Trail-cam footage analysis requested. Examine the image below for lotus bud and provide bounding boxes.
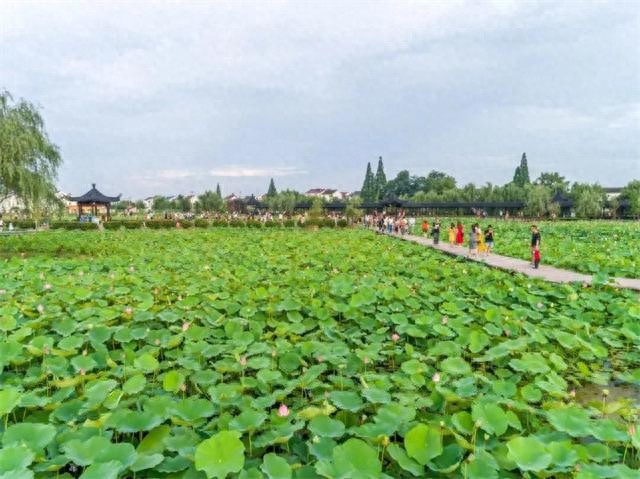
[0,289,5,295]
[602,389,609,397]
[569,389,576,398]
[129,266,135,272]
[317,355,324,363]
[178,295,183,301]
[440,421,445,427]
[475,420,482,428]
[536,302,543,309]
[239,356,247,366]
[79,368,86,376]
[82,349,88,356]
[312,435,320,444]
[391,333,400,342]
[37,304,44,314]
[432,372,441,383]
[124,306,133,315]
[182,322,190,332]
[44,283,52,290]
[110,274,115,280]
[277,404,290,417]
[381,436,389,446]
[155,339,161,346]
[39,272,45,279]
[441,316,448,325]
[363,357,370,365]
[629,425,636,436]
[43,346,50,356]
[484,433,489,440]
[79,270,84,276]
[180,383,187,392]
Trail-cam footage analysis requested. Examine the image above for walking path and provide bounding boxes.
[386,233,640,292]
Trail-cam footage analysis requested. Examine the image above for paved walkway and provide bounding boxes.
[386,233,640,292]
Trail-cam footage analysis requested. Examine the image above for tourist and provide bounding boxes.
[485,225,494,255]
[421,218,429,237]
[448,223,456,245]
[432,217,441,245]
[477,225,486,255]
[531,225,541,268]
[468,224,478,257]
[456,222,464,246]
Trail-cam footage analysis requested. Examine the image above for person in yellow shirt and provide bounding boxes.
[448,223,456,245]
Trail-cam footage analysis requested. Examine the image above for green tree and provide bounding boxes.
[374,157,387,200]
[173,195,192,213]
[216,183,222,198]
[198,190,225,213]
[308,197,323,219]
[513,152,530,187]
[360,162,375,202]
[267,190,304,213]
[534,171,568,192]
[620,180,640,218]
[525,185,552,218]
[385,170,426,198]
[345,196,363,221]
[0,90,62,209]
[153,196,171,211]
[266,178,277,197]
[424,170,456,194]
[571,183,604,219]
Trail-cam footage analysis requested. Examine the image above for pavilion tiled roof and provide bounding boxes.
[68,184,121,203]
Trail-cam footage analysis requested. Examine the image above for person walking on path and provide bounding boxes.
[484,225,494,255]
[477,225,486,255]
[531,224,541,269]
[421,219,430,237]
[455,221,464,246]
[432,218,441,245]
[468,223,478,257]
[448,223,456,245]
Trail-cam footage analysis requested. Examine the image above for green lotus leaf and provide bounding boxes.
[440,357,471,376]
[229,409,268,431]
[261,453,292,479]
[79,460,121,479]
[546,440,578,468]
[404,423,442,465]
[195,430,245,479]
[0,445,34,473]
[472,402,508,436]
[0,387,22,416]
[134,353,159,373]
[308,415,345,438]
[468,330,490,353]
[123,374,147,395]
[130,453,164,472]
[546,405,592,437]
[162,370,186,393]
[171,397,215,422]
[387,443,424,477]
[315,438,381,478]
[329,391,363,412]
[137,426,171,455]
[509,352,550,374]
[462,450,499,479]
[2,423,57,452]
[105,409,164,433]
[506,436,551,471]
[361,388,391,404]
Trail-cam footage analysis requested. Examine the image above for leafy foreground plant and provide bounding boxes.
[0,229,639,478]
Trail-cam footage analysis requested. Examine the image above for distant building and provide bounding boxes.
[603,187,623,200]
[224,193,240,202]
[305,188,347,201]
[0,194,24,214]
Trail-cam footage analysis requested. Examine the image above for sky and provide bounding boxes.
[1,1,639,199]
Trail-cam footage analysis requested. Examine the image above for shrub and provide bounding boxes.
[194,219,210,228]
[321,218,336,228]
[303,218,320,228]
[246,219,262,228]
[211,219,228,227]
[180,220,194,228]
[264,220,280,228]
[283,219,296,228]
[13,220,37,230]
[103,221,123,230]
[145,220,175,229]
[336,219,348,228]
[76,222,99,231]
[228,219,245,228]
[49,221,68,230]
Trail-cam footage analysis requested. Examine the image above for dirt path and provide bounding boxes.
[388,233,640,291]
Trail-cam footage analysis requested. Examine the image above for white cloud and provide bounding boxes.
[208,166,305,177]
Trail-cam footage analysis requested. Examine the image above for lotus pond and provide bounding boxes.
[0,228,639,478]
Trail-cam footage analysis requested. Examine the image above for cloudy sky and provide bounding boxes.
[1,1,639,199]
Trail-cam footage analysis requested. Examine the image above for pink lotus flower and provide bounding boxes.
[239,356,247,366]
[181,322,190,332]
[124,306,133,315]
[432,372,441,383]
[44,283,52,290]
[629,425,636,436]
[277,404,290,417]
[37,304,44,314]
[363,357,370,365]
[569,389,576,398]
[391,333,400,342]
[441,316,448,325]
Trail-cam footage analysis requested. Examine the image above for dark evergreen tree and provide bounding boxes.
[360,162,375,202]
[266,178,277,197]
[513,152,531,187]
[215,183,222,198]
[374,156,387,200]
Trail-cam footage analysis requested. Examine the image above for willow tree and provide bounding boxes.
[0,91,62,212]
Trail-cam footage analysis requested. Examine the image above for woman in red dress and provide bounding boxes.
[455,221,464,246]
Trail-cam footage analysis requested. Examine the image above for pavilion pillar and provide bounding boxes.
[78,204,82,219]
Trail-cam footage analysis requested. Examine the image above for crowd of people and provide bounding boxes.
[364,211,542,268]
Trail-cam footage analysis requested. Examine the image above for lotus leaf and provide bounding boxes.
[195,430,245,479]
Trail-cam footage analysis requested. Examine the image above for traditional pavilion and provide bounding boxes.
[68,184,121,219]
